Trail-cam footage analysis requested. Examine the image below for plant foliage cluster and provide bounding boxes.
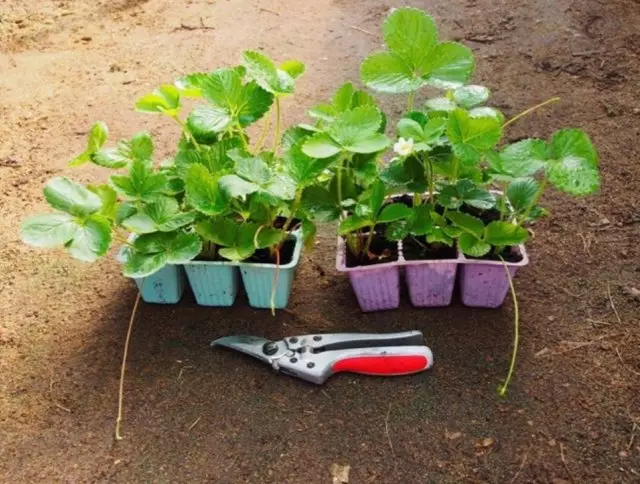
[22,7,599,274]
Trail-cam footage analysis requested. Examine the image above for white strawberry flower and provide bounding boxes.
[393,137,414,157]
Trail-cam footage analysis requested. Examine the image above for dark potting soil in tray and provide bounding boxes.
[468,247,523,264]
[461,204,502,223]
[195,238,296,265]
[248,237,296,265]
[345,234,399,268]
[273,216,301,231]
[402,236,457,261]
[385,194,414,207]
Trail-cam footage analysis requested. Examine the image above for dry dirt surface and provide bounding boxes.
[1,0,639,482]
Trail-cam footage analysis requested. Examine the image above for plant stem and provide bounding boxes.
[115,292,140,441]
[499,182,508,221]
[503,97,561,129]
[272,96,281,154]
[411,235,428,250]
[452,156,460,181]
[363,224,375,256]
[172,116,202,151]
[407,90,415,111]
[517,176,547,227]
[336,155,345,218]
[278,190,302,249]
[497,255,519,397]
[253,110,271,153]
[426,155,434,203]
[114,235,135,248]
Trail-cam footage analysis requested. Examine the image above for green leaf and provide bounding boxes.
[44,177,102,217]
[426,228,454,246]
[282,126,314,152]
[423,117,448,141]
[68,151,91,167]
[123,197,194,234]
[121,213,157,234]
[110,159,167,201]
[546,129,599,196]
[228,149,271,185]
[20,213,78,248]
[447,108,502,163]
[469,106,504,122]
[185,164,225,215]
[333,83,355,112]
[279,59,305,79]
[218,174,260,200]
[87,184,118,219]
[328,105,382,147]
[361,8,474,93]
[87,121,109,152]
[339,215,373,235]
[380,158,411,188]
[368,180,386,215]
[123,251,167,278]
[91,132,154,169]
[115,202,137,225]
[424,97,456,112]
[135,84,180,115]
[440,179,496,210]
[485,221,529,246]
[68,215,112,262]
[127,132,154,161]
[452,85,490,108]
[92,147,129,169]
[243,51,294,94]
[422,42,475,89]
[237,81,274,126]
[187,104,231,136]
[165,232,202,263]
[235,223,261,259]
[458,233,491,257]
[445,211,485,238]
[507,178,539,212]
[301,219,317,250]
[302,132,341,158]
[301,186,340,222]
[196,217,237,246]
[158,212,196,232]
[285,139,333,186]
[201,68,243,107]
[265,174,296,200]
[385,220,410,241]
[345,133,390,154]
[382,7,437,70]
[409,205,433,235]
[495,139,548,178]
[447,108,502,150]
[360,52,422,94]
[200,69,273,128]
[255,227,283,249]
[378,203,412,223]
[397,118,424,140]
[308,103,337,123]
[124,232,202,277]
[174,73,208,98]
[132,231,201,262]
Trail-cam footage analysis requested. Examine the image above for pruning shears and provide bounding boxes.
[211,330,433,384]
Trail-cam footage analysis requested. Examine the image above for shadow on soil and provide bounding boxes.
[37,231,523,482]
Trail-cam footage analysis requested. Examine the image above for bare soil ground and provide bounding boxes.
[1,0,639,482]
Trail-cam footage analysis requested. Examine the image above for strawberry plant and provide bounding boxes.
[21,50,313,282]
